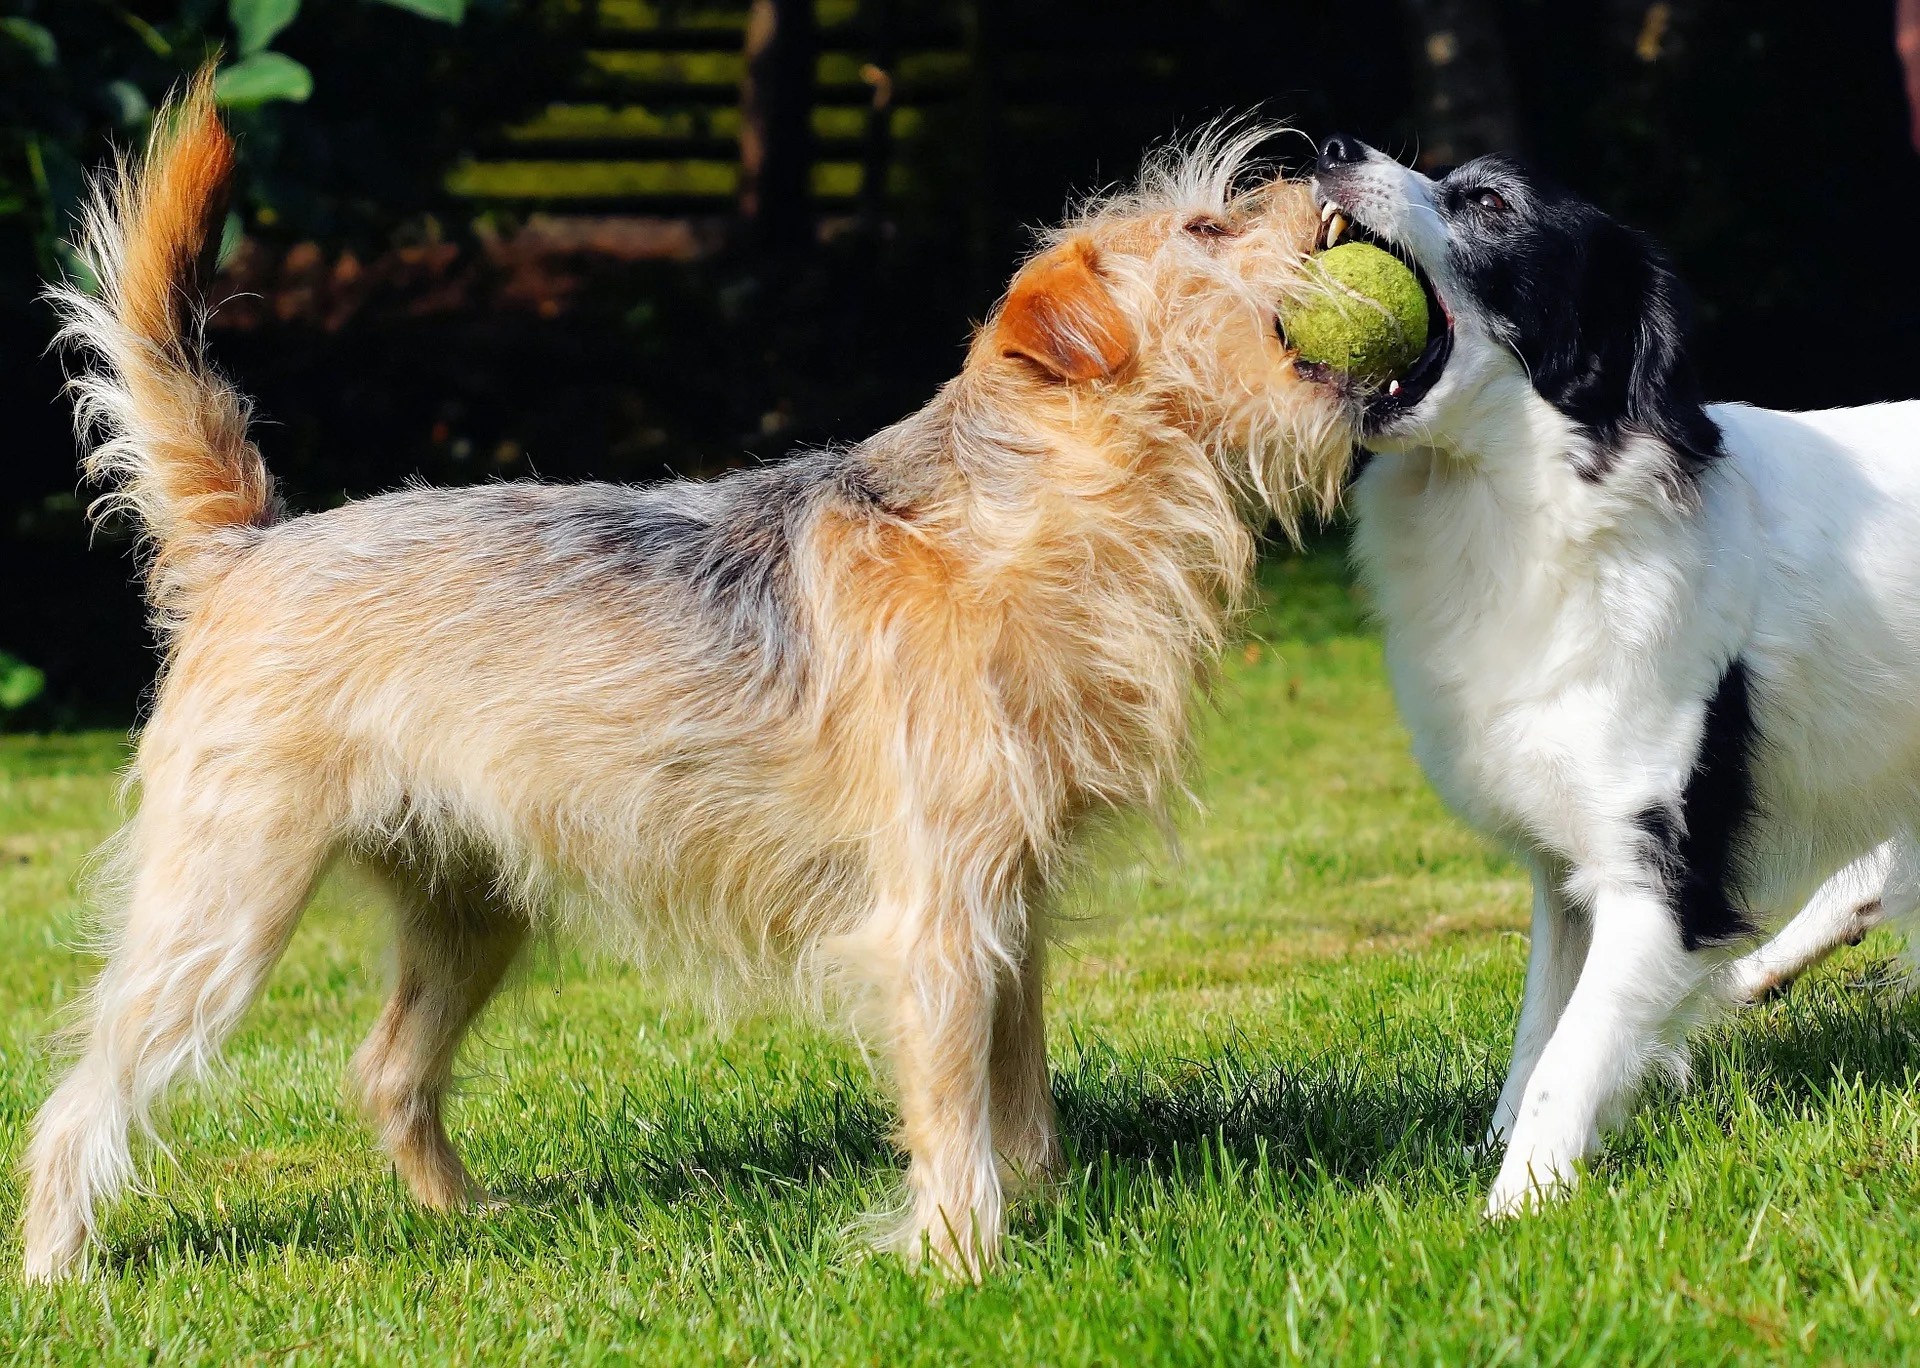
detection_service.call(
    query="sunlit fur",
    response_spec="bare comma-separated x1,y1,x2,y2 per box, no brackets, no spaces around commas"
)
1722,842,1907,1005
1315,138,1920,1221
20,83,1353,1282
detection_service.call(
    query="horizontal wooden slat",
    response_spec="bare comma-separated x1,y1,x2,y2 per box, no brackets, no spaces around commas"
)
501,103,926,143
569,81,959,105
590,0,860,32
446,158,895,200
585,23,964,52
485,137,904,160
450,158,733,198
569,51,1181,106
581,49,968,89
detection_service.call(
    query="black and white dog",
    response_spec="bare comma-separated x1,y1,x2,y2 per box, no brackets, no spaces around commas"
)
1311,135,1920,1216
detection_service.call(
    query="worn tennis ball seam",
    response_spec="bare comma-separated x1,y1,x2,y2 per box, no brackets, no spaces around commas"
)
1278,242,1429,384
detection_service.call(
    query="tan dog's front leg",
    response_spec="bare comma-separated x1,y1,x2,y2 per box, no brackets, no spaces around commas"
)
870,881,1007,1279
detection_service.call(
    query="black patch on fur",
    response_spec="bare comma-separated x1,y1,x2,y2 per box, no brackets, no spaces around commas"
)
1433,156,1725,490
1634,660,1759,950
555,486,792,619
834,459,899,513
537,454,856,681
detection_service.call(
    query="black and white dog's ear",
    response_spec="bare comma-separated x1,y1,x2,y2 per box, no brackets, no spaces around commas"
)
1556,220,1723,482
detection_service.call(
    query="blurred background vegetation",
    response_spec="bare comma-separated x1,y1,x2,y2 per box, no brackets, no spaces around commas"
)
1,0,1916,725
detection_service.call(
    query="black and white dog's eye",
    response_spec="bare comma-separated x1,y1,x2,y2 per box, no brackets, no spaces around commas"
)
1184,216,1231,239
1472,189,1509,213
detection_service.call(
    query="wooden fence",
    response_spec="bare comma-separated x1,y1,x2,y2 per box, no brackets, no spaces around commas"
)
444,0,963,219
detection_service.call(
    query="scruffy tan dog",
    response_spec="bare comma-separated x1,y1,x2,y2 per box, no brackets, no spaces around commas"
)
21,74,1352,1281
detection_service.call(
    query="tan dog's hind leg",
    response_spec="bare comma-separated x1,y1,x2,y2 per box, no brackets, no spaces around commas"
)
21,758,335,1281
351,860,525,1210
989,936,1061,1191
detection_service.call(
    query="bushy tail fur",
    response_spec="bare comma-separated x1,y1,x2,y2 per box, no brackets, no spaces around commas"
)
47,67,278,627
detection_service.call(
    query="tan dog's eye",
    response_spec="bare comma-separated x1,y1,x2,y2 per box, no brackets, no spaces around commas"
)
1184,215,1232,240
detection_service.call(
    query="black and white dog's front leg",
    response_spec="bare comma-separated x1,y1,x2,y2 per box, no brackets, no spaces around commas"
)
1485,854,1588,1149
1486,661,1762,1215
1486,875,1711,1216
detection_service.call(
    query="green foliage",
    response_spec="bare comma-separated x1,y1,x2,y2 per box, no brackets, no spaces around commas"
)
0,651,45,712
228,0,465,64
0,0,472,283
0,18,57,69
230,0,302,55
214,49,314,107
376,0,468,22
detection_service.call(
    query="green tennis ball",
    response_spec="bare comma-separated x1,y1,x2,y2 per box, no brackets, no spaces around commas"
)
1279,241,1429,383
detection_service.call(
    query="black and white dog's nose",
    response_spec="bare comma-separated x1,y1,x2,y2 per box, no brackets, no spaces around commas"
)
1318,133,1369,170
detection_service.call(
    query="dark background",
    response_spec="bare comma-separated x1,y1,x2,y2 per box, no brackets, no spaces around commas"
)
3,0,1917,724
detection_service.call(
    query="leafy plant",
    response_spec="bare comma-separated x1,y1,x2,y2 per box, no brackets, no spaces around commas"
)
0,651,46,713
0,0,471,281
215,50,316,107
230,0,303,55
219,0,467,108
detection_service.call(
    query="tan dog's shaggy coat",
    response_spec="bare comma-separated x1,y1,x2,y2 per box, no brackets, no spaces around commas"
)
21,75,1352,1280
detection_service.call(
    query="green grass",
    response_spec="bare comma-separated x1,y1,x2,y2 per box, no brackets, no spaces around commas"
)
2,547,1918,1363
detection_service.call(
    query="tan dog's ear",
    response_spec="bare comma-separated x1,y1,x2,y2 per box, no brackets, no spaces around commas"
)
991,239,1136,383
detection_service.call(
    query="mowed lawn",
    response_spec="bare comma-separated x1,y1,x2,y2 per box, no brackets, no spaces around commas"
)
1,547,1918,1364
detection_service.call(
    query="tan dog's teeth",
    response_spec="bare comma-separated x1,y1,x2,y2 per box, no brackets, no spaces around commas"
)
1326,212,1349,247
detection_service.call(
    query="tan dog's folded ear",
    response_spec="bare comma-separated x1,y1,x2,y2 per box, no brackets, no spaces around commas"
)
991,239,1137,383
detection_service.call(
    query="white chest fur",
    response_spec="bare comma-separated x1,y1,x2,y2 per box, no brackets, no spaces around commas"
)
1348,430,1749,873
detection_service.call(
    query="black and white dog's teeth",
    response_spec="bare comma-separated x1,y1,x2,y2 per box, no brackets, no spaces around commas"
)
1318,199,1351,251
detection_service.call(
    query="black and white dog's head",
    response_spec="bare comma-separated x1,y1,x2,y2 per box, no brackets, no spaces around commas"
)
1309,135,1722,485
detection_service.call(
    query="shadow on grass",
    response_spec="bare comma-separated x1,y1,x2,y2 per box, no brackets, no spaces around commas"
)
1054,1032,1496,1184
104,1060,898,1277
102,1033,1504,1277
100,969,1920,1277
1700,954,1920,1100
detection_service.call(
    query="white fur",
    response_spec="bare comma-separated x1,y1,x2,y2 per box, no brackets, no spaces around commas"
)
1723,843,1897,1003
1332,150,1920,1215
